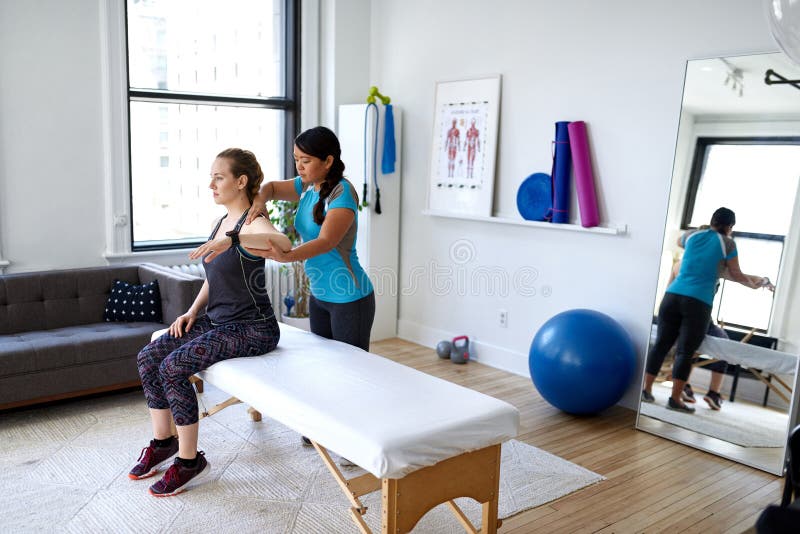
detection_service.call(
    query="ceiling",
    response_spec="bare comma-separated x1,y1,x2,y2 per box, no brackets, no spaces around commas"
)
682,52,800,117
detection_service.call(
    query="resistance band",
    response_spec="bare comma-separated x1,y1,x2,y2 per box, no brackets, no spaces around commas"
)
363,102,381,214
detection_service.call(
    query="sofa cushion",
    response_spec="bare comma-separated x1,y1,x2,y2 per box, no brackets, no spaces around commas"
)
0,266,141,334
0,322,162,378
104,279,163,323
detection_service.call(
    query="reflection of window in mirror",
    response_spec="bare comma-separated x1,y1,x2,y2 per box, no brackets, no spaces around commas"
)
682,139,800,332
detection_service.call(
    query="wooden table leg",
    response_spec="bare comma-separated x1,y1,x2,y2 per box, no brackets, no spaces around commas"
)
189,375,204,393
381,444,501,534
247,407,262,422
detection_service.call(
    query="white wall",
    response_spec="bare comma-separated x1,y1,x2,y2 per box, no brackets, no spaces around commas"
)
318,0,371,129
368,0,777,408
0,0,107,273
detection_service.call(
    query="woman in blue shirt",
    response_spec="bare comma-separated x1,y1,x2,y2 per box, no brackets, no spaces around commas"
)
245,126,375,351
641,207,773,413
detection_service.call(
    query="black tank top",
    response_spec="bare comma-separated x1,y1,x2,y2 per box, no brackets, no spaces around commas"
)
203,209,275,325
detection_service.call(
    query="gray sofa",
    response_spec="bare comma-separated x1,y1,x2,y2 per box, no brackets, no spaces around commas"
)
0,263,204,409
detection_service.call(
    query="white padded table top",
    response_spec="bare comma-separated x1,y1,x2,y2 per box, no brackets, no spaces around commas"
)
649,325,798,375
198,323,520,479
698,336,798,375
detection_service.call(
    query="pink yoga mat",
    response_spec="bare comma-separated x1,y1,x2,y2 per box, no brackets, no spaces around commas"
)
567,121,599,228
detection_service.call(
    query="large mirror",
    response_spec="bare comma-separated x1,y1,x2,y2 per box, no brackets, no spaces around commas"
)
636,51,800,475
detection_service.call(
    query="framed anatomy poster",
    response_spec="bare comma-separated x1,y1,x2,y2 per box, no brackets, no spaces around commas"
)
428,75,501,217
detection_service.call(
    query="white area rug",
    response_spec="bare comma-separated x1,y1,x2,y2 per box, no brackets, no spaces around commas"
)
0,387,603,533
640,384,789,448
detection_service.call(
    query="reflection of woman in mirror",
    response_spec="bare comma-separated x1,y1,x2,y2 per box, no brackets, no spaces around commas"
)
642,207,775,414
665,258,770,411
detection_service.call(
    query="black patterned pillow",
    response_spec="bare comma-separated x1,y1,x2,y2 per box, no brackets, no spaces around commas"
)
104,279,163,323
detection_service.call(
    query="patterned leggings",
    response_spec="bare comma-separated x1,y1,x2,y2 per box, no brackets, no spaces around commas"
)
137,315,280,426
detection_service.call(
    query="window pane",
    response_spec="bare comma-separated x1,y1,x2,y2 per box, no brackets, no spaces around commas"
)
714,237,781,330
130,101,283,246
127,0,284,98
689,144,800,235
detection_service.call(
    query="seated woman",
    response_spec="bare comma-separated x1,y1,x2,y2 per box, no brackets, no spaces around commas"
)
128,148,290,497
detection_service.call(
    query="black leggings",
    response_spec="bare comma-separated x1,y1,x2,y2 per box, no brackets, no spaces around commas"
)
646,292,711,382
309,292,376,351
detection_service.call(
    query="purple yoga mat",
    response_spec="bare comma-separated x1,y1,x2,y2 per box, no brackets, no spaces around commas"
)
567,121,600,228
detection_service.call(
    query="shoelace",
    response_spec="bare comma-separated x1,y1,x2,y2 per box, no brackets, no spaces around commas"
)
136,445,153,464
161,463,180,486
159,452,205,489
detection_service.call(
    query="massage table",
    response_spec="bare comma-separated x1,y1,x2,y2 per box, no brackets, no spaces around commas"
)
160,323,520,533
650,325,799,403
693,335,798,404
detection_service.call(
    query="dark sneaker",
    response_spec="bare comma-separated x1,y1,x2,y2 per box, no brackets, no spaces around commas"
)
128,439,179,480
704,391,724,410
667,397,695,414
681,384,696,404
641,390,655,403
149,452,210,497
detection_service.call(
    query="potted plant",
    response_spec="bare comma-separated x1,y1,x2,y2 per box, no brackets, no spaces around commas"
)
267,199,311,330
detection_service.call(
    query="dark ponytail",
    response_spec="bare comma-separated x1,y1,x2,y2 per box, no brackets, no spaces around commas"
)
295,126,346,225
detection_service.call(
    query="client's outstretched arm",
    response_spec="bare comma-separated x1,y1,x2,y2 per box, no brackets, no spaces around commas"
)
239,232,292,253
189,216,292,262
242,215,292,252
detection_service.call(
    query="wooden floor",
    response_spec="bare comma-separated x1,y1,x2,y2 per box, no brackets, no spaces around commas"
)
369,337,784,534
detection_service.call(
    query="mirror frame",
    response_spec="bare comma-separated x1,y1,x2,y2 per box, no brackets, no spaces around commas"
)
635,50,800,476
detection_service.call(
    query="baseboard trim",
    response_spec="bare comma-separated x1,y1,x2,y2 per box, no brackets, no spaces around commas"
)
397,318,530,378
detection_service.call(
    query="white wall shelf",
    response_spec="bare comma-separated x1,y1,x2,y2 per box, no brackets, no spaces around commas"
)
422,209,627,235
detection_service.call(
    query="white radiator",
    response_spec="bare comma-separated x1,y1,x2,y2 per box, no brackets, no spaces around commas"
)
169,261,289,317
173,263,206,278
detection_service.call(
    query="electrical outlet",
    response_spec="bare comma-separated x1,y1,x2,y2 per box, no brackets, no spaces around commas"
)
498,309,508,328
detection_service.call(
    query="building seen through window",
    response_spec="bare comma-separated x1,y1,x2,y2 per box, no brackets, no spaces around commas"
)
126,0,296,249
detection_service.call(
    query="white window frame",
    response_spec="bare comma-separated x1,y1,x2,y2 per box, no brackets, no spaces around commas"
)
686,120,800,341
99,0,320,266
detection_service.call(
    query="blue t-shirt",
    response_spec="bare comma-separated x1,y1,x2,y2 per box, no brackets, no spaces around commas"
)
667,228,737,306
293,176,373,303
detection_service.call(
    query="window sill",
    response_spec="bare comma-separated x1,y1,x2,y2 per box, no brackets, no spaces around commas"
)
104,250,200,267
422,210,627,235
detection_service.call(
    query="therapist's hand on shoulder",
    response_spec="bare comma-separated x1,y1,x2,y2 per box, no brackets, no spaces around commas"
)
245,202,268,225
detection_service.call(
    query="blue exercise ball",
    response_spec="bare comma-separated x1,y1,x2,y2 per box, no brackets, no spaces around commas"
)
529,309,637,415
